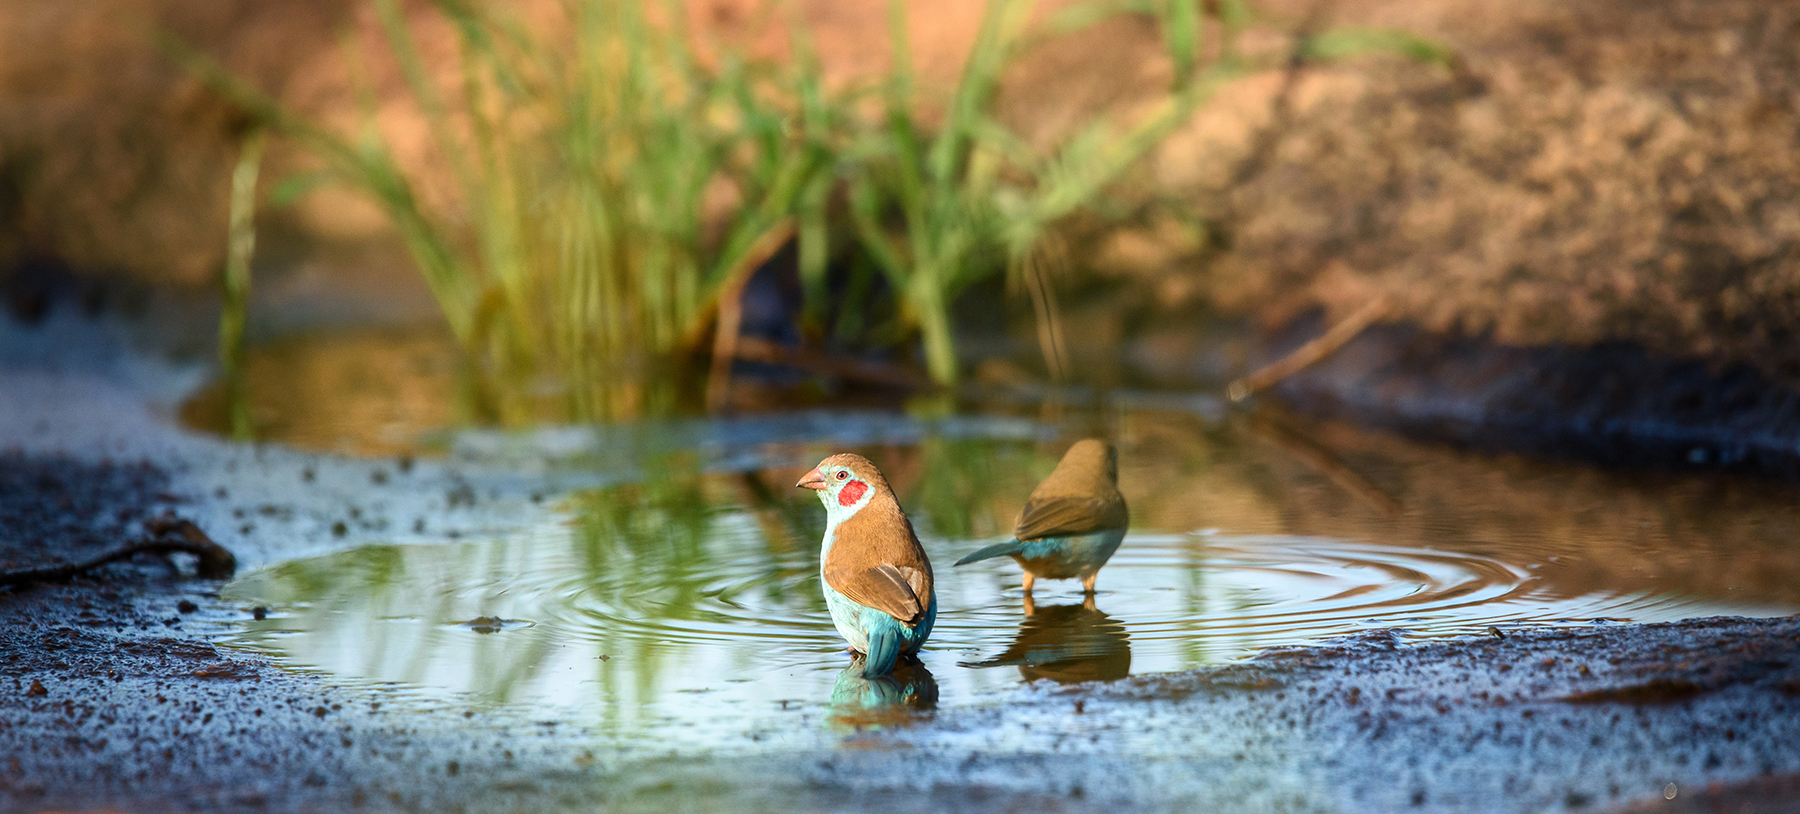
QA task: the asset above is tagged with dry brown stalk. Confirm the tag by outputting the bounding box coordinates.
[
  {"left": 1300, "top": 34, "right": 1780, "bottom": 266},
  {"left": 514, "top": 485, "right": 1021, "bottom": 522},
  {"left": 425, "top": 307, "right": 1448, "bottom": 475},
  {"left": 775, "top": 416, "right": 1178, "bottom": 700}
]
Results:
[
  {"left": 706, "top": 220, "right": 799, "bottom": 412},
  {"left": 1228, "top": 294, "right": 1389, "bottom": 402}
]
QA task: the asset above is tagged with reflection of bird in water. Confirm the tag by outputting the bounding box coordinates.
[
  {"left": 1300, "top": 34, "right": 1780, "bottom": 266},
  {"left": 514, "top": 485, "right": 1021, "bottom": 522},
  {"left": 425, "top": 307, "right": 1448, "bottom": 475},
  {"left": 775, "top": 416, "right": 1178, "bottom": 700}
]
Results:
[
  {"left": 954, "top": 439, "right": 1128, "bottom": 594},
  {"left": 960, "top": 594, "right": 1131, "bottom": 684},
  {"left": 827, "top": 659, "right": 937, "bottom": 730},
  {"left": 797, "top": 454, "right": 936, "bottom": 677}
]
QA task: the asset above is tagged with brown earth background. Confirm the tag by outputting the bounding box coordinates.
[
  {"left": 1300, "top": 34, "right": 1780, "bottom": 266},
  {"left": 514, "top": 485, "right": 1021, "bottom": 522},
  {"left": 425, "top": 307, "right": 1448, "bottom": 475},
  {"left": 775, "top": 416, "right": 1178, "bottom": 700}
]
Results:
[{"left": 3, "top": 0, "right": 1799, "bottom": 379}]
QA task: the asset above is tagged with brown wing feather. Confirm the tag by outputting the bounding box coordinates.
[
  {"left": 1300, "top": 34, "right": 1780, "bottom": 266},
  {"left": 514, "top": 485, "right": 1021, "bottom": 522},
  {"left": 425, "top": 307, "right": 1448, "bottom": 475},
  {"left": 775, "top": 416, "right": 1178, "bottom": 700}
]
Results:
[
  {"left": 823, "top": 562, "right": 922, "bottom": 625},
  {"left": 1014, "top": 493, "right": 1127, "bottom": 540},
  {"left": 823, "top": 481, "right": 934, "bottom": 627},
  {"left": 1013, "top": 439, "right": 1128, "bottom": 540}
]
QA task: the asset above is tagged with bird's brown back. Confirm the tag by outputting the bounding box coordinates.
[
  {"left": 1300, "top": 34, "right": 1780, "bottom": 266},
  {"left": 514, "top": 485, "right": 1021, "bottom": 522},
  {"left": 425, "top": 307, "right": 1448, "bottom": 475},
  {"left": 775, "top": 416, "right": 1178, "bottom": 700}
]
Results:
[{"left": 1013, "top": 439, "right": 1128, "bottom": 540}]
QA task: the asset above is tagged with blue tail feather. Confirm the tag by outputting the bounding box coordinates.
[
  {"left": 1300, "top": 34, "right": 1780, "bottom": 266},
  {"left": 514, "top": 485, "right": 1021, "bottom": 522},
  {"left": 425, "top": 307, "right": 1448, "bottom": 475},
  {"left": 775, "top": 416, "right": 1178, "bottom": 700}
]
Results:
[
  {"left": 954, "top": 539, "right": 1027, "bottom": 567},
  {"left": 863, "top": 623, "right": 904, "bottom": 677}
]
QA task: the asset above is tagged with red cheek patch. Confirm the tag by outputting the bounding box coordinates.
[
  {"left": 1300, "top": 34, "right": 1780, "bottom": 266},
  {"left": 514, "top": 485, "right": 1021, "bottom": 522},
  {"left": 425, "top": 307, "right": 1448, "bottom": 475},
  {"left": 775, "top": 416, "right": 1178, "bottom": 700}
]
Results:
[{"left": 837, "top": 480, "right": 869, "bottom": 507}]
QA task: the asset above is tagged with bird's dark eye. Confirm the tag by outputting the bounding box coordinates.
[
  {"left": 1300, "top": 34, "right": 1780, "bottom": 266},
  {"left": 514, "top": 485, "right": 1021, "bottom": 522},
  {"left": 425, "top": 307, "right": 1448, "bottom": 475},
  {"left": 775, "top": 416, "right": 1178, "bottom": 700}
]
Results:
[{"left": 835, "top": 470, "right": 848, "bottom": 481}]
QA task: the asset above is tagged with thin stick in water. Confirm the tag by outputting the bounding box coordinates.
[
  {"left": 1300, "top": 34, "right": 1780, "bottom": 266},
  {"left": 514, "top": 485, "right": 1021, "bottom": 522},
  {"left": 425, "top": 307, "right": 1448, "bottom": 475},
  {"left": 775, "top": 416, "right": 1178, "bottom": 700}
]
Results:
[{"left": 1228, "top": 294, "right": 1388, "bottom": 402}]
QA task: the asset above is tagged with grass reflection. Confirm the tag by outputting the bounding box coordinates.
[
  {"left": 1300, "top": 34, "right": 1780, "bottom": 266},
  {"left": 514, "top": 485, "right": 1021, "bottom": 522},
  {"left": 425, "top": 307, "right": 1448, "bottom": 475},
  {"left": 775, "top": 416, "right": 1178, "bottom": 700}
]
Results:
[
  {"left": 221, "top": 413, "right": 1800, "bottom": 743},
  {"left": 569, "top": 452, "right": 716, "bottom": 607}
]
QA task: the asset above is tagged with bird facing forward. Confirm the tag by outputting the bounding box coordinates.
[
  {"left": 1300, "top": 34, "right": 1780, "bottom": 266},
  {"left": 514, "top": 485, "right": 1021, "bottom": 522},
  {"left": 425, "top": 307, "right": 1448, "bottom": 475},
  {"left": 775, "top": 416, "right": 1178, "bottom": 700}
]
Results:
[
  {"left": 953, "top": 439, "right": 1128, "bottom": 593},
  {"left": 797, "top": 453, "right": 936, "bottom": 677}
]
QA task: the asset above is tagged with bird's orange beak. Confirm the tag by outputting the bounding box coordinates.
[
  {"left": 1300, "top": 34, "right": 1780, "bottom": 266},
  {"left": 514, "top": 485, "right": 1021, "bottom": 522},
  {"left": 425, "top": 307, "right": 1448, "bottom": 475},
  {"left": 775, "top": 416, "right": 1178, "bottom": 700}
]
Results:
[{"left": 796, "top": 466, "right": 827, "bottom": 491}]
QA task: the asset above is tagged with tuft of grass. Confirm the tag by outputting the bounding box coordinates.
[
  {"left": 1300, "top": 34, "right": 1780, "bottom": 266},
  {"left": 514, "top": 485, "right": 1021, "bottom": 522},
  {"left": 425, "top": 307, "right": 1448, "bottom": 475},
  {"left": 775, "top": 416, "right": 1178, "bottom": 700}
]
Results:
[
  {"left": 220, "top": 127, "right": 266, "bottom": 441},
  {"left": 848, "top": 0, "right": 1251, "bottom": 384},
  {"left": 170, "top": 0, "right": 1447, "bottom": 420},
  {"left": 169, "top": 0, "right": 842, "bottom": 420}
]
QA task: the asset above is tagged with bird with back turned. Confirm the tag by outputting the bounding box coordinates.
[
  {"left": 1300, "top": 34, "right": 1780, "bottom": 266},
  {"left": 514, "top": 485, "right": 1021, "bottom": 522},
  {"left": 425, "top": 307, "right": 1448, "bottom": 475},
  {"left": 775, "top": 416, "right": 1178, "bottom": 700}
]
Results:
[{"left": 953, "top": 439, "right": 1128, "bottom": 594}]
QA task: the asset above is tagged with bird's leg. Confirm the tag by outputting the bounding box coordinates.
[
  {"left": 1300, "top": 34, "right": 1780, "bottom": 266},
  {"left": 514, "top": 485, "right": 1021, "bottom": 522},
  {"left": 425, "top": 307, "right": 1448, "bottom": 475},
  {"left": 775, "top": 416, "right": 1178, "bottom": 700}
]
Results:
[
  {"left": 1081, "top": 573, "right": 1097, "bottom": 594},
  {"left": 1021, "top": 572, "right": 1035, "bottom": 594}
]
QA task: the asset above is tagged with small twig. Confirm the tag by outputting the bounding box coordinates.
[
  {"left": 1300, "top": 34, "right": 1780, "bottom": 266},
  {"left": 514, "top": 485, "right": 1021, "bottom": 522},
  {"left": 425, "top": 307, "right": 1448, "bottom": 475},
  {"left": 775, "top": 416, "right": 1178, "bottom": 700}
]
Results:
[
  {"left": 1020, "top": 242, "right": 1071, "bottom": 384},
  {"left": 707, "top": 220, "right": 798, "bottom": 412},
  {"left": 1229, "top": 295, "right": 1388, "bottom": 402},
  {"left": 146, "top": 516, "right": 237, "bottom": 579},
  {"left": 0, "top": 517, "right": 236, "bottom": 589}
]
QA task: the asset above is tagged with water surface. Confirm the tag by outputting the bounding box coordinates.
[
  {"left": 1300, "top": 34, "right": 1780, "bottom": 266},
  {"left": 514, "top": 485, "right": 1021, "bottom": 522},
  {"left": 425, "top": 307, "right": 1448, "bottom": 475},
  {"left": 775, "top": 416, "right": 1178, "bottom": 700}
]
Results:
[
  {"left": 202, "top": 328, "right": 1800, "bottom": 750},
  {"left": 219, "top": 414, "right": 1800, "bottom": 749}
]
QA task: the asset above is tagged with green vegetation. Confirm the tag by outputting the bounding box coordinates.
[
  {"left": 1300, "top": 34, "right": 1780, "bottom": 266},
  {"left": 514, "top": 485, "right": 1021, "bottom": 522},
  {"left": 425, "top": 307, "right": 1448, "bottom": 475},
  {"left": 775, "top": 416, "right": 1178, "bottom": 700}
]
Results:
[
  {"left": 850, "top": 0, "right": 1246, "bottom": 384},
  {"left": 171, "top": 0, "right": 843, "bottom": 420},
  {"left": 171, "top": 0, "right": 1366, "bottom": 421},
  {"left": 219, "top": 128, "right": 265, "bottom": 441}
]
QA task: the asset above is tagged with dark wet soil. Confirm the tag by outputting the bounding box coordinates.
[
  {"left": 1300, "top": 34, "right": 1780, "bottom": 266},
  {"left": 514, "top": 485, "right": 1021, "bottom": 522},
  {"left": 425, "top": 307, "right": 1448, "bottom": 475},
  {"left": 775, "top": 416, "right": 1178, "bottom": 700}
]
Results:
[
  {"left": 1256, "top": 315, "right": 1800, "bottom": 480},
  {"left": 0, "top": 452, "right": 180, "bottom": 576}
]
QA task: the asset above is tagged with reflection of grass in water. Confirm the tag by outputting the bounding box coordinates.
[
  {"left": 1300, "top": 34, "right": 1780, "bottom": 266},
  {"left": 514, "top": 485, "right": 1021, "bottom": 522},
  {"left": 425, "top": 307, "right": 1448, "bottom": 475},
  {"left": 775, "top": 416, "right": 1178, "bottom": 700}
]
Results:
[
  {"left": 570, "top": 456, "right": 718, "bottom": 713},
  {"left": 565, "top": 453, "right": 835, "bottom": 710},
  {"left": 235, "top": 538, "right": 660, "bottom": 709},
  {"left": 223, "top": 432, "right": 1256, "bottom": 705},
  {"left": 563, "top": 454, "right": 821, "bottom": 611},
  {"left": 230, "top": 544, "right": 458, "bottom": 690},
  {"left": 215, "top": 411, "right": 1800, "bottom": 725},
  {"left": 1181, "top": 538, "right": 1209, "bottom": 667},
  {"left": 247, "top": 543, "right": 411, "bottom": 603},
  {"left": 228, "top": 455, "right": 836, "bottom": 711},
  {"left": 902, "top": 437, "right": 1051, "bottom": 540},
  {"left": 569, "top": 454, "right": 717, "bottom": 617}
]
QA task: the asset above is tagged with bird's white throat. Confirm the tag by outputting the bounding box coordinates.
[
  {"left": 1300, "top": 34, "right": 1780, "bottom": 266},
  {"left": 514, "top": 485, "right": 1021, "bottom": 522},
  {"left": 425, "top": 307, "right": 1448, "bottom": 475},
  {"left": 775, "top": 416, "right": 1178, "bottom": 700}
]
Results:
[{"left": 816, "top": 481, "right": 874, "bottom": 558}]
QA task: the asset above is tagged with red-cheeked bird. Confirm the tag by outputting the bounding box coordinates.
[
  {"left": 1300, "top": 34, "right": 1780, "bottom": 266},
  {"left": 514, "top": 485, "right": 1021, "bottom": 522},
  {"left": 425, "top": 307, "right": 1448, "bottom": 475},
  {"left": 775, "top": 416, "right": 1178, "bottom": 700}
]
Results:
[
  {"left": 953, "top": 439, "right": 1128, "bottom": 593},
  {"left": 796, "top": 453, "right": 936, "bottom": 677}
]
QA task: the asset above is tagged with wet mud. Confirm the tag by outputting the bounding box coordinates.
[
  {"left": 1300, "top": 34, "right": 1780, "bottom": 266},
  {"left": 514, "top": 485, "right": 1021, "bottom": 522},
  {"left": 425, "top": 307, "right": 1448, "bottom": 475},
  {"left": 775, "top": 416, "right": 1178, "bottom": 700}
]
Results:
[{"left": 0, "top": 452, "right": 179, "bottom": 577}]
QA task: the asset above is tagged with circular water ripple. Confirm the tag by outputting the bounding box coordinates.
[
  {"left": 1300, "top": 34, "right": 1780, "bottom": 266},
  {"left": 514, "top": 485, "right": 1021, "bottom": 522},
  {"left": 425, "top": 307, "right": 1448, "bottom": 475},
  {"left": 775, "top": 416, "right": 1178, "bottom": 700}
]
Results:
[
  {"left": 939, "top": 534, "right": 1755, "bottom": 666},
  {"left": 222, "top": 527, "right": 1777, "bottom": 734},
  {"left": 540, "top": 532, "right": 1725, "bottom": 656}
]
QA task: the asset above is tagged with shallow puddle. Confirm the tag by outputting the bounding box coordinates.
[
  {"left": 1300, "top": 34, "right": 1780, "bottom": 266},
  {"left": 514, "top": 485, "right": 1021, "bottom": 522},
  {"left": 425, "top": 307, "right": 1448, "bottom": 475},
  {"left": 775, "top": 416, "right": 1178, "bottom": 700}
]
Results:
[
  {"left": 217, "top": 423, "right": 1800, "bottom": 750},
  {"left": 202, "top": 328, "right": 1800, "bottom": 750}
]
